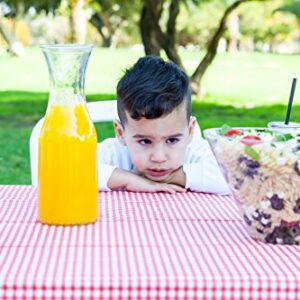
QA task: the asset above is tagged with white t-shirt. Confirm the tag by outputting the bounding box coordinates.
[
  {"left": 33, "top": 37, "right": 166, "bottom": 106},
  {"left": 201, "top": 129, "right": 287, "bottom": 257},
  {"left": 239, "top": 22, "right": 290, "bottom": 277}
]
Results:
[{"left": 97, "top": 122, "right": 230, "bottom": 195}]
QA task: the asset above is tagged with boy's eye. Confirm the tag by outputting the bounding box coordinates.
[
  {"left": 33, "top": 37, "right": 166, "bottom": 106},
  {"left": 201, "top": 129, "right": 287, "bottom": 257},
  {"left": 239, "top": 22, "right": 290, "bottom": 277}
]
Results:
[
  {"left": 166, "top": 138, "right": 179, "bottom": 144},
  {"left": 138, "top": 139, "right": 152, "bottom": 145}
]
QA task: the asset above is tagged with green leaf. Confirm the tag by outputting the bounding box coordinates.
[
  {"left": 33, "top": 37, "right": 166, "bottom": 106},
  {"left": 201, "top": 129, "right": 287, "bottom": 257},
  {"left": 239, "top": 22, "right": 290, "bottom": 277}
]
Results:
[
  {"left": 275, "top": 133, "right": 293, "bottom": 141},
  {"left": 256, "top": 129, "right": 275, "bottom": 135},
  {"left": 244, "top": 146, "right": 260, "bottom": 161},
  {"left": 220, "top": 124, "right": 231, "bottom": 135}
]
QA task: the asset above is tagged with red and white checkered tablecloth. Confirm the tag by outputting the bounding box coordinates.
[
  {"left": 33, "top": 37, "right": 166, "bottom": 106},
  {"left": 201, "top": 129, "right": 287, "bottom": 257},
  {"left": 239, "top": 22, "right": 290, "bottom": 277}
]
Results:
[{"left": 1, "top": 185, "right": 300, "bottom": 299}]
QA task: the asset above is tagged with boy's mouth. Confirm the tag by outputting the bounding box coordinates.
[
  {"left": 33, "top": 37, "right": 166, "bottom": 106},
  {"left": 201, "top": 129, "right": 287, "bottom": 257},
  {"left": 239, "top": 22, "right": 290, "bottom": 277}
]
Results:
[{"left": 146, "top": 169, "right": 169, "bottom": 177}]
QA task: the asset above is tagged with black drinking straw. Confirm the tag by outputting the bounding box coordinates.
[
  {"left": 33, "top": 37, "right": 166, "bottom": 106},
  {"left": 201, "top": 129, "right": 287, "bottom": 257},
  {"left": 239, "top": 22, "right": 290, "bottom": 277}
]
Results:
[{"left": 285, "top": 77, "right": 297, "bottom": 125}]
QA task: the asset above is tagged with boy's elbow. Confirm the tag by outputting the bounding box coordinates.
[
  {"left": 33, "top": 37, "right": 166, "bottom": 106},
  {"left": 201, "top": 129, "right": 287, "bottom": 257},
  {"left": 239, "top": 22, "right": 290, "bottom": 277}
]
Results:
[{"left": 214, "top": 184, "right": 231, "bottom": 196}]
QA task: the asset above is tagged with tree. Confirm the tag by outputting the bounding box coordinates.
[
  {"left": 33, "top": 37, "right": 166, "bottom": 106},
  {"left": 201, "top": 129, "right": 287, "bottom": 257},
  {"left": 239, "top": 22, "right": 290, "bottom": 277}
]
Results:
[
  {"left": 191, "top": 0, "right": 268, "bottom": 94},
  {"left": 0, "top": 16, "right": 24, "bottom": 56},
  {"left": 226, "top": 9, "right": 240, "bottom": 52},
  {"left": 69, "top": 0, "right": 86, "bottom": 43},
  {"left": 89, "top": 0, "right": 114, "bottom": 47},
  {"left": 0, "top": 0, "right": 61, "bottom": 55},
  {"left": 139, "top": 0, "right": 269, "bottom": 95},
  {"left": 274, "top": 0, "right": 300, "bottom": 51},
  {"left": 89, "top": 0, "right": 140, "bottom": 47},
  {"left": 2, "top": 0, "right": 88, "bottom": 44},
  {"left": 140, "top": 0, "right": 184, "bottom": 69},
  {"left": 239, "top": 2, "right": 294, "bottom": 53}
]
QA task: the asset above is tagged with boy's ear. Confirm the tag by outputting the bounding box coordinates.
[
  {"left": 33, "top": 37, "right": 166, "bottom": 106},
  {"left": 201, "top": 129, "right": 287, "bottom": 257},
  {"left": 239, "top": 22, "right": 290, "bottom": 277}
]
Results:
[
  {"left": 188, "top": 117, "right": 196, "bottom": 142},
  {"left": 113, "top": 119, "right": 126, "bottom": 145}
]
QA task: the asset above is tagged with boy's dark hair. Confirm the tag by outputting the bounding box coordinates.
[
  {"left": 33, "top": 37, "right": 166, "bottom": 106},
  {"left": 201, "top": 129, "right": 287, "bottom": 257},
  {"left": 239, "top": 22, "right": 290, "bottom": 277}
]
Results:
[{"left": 117, "top": 55, "right": 191, "bottom": 124}]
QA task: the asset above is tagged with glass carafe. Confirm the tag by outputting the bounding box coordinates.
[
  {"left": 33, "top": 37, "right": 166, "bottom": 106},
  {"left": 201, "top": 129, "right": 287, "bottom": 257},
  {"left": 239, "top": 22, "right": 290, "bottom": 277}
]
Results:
[{"left": 38, "top": 44, "right": 98, "bottom": 225}]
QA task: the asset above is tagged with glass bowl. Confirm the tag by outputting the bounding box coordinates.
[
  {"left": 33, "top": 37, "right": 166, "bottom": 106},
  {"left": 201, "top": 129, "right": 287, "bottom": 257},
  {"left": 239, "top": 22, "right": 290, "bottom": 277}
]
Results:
[{"left": 204, "top": 127, "right": 300, "bottom": 245}]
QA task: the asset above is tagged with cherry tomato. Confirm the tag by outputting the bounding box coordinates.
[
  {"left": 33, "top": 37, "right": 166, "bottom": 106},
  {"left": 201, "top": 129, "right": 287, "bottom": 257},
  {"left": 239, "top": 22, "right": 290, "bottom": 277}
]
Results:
[
  {"left": 224, "top": 128, "right": 243, "bottom": 137},
  {"left": 241, "top": 135, "right": 262, "bottom": 146}
]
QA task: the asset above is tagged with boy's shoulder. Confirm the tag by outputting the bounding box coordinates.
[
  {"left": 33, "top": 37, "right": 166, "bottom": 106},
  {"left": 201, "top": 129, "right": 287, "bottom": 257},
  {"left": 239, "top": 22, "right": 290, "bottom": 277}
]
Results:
[
  {"left": 97, "top": 137, "right": 132, "bottom": 169},
  {"left": 98, "top": 137, "right": 130, "bottom": 158},
  {"left": 98, "top": 137, "right": 126, "bottom": 150}
]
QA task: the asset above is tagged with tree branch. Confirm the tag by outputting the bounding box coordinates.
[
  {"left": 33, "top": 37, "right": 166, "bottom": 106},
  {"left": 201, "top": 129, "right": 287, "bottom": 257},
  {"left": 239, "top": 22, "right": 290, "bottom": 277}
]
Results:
[
  {"left": 167, "top": 0, "right": 180, "bottom": 47},
  {"left": 149, "top": 0, "right": 184, "bottom": 69},
  {"left": 191, "top": 0, "right": 268, "bottom": 94},
  {"left": 139, "top": 2, "right": 161, "bottom": 55}
]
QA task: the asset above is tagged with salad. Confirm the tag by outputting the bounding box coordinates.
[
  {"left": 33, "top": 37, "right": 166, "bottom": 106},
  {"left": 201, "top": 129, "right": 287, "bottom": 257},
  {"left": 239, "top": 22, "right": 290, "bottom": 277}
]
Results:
[{"left": 205, "top": 125, "right": 300, "bottom": 245}]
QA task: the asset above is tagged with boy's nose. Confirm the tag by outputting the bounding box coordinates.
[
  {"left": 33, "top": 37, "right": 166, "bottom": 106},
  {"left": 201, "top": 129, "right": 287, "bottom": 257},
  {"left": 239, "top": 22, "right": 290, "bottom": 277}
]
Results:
[{"left": 150, "top": 147, "right": 167, "bottom": 163}]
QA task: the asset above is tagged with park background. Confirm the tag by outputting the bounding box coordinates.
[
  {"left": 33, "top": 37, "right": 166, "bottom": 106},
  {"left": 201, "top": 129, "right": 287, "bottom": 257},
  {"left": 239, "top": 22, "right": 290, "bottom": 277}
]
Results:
[{"left": 1, "top": 0, "right": 300, "bottom": 184}]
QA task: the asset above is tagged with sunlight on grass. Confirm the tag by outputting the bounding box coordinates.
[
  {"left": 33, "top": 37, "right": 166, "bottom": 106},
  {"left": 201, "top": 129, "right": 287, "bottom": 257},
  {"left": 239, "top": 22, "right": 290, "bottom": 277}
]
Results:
[{"left": 1, "top": 48, "right": 300, "bottom": 106}]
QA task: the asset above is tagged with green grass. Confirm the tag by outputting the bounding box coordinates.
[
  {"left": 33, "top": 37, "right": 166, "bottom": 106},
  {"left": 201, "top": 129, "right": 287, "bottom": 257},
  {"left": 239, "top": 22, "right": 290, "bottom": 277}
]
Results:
[
  {"left": 1, "top": 47, "right": 300, "bottom": 184},
  {"left": 1, "top": 47, "right": 300, "bottom": 104}
]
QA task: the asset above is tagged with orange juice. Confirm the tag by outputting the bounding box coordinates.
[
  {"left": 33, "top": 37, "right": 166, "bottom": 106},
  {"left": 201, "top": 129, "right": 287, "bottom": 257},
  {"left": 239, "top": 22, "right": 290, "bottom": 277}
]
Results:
[{"left": 38, "top": 103, "right": 98, "bottom": 225}]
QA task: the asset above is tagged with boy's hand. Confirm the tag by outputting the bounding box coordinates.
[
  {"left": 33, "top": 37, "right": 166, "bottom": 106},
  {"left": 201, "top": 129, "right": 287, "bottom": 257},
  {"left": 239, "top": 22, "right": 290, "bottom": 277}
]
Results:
[
  {"left": 127, "top": 174, "right": 186, "bottom": 193},
  {"left": 163, "top": 167, "right": 186, "bottom": 187},
  {"left": 108, "top": 168, "right": 186, "bottom": 193}
]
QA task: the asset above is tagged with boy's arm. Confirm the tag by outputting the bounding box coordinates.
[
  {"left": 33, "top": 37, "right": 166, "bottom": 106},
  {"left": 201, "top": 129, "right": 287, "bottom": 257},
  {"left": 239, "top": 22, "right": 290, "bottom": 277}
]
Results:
[
  {"left": 163, "top": 167, "right": 186, "bottom": 187},
  {"left": 108, "top": 168, "right": 186, "bottom": 193},
  {"left": 164, "top": 140, "right": 230, "bottom": 195},
  {"left": 182, "top": 161, "right": 230, "bottom": 195}
]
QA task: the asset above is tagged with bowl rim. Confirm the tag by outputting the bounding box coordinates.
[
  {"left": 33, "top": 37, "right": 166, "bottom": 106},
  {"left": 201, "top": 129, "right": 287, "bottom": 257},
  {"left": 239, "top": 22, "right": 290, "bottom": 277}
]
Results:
[{"left": 203, "top": 127, "right": 267, "bottom": 138}]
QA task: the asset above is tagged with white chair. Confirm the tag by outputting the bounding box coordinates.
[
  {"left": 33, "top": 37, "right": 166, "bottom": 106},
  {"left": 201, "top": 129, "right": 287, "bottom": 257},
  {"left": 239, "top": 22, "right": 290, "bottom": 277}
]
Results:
[{"left": 29, "top": 100, "right": 118, "bottom": 185}]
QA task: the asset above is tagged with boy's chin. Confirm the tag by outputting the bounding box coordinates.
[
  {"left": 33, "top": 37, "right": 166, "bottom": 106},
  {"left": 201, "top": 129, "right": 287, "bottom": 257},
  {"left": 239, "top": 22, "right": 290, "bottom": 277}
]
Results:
[{"left": 143, "top": 172, "right": 171, "bottom": 182}]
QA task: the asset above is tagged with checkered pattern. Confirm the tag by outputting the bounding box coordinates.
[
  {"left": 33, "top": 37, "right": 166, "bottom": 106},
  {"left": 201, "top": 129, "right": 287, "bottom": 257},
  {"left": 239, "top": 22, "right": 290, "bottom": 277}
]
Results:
[{"left": 1, "top": 185, "right": 300, "bottom": 299}]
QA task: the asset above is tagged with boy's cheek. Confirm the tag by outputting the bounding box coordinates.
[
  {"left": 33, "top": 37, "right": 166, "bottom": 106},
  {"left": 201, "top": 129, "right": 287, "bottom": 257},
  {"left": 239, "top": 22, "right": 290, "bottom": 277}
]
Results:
[
  {"left": 130, "top": 153, "right": 144, "bottom": 165},
  {"left": 130, "top": 158, "right": 145, "bottom": 173}
]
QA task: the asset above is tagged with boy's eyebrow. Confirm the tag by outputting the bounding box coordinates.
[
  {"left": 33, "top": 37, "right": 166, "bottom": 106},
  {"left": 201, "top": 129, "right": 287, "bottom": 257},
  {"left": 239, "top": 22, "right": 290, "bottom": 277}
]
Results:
[
  {"left": 165, "top": 133, "right": 184, "bottom": 138},
  {"left": 133, "top": 133, "right": 184, "bottom": 139},
  {"left": 133, "top": 134, "right": 150, "bottom": 139}
]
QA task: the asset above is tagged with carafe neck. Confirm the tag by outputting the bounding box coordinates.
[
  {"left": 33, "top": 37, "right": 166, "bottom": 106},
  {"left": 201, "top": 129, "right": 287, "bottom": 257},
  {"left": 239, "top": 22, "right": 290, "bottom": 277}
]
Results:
[{"left": 40, "top": 44, "right": 93, "bottom": 105}]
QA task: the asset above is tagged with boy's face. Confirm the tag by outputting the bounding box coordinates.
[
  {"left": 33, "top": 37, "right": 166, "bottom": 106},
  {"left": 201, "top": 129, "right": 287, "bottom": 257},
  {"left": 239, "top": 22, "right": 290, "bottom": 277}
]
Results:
[{"left": 114, "top": 104, "right": 195, "bottom": 182}]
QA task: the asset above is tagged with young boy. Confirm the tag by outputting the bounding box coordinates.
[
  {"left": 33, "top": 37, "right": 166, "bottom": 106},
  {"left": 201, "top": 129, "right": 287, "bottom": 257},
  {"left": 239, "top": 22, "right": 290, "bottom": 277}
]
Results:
[{"left": 97, "top": 55, "right": 229, "bottom": 194}]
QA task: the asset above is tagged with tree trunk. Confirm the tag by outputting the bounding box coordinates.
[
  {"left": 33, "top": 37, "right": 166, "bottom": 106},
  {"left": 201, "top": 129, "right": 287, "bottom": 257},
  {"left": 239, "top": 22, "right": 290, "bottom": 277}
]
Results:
[
  {"left": 139, "top": 1, "right": 162, "bottom": 56},
  {"left": 0, "top": 18, "right": 24, "bottom": 57},
  {"left": 139, "top": 0, "right": 267, "bottom": 95},
  {"left": 190, "top": 0, "right": 267, "bottom": 96},
  {"left": 139, "top": 0, "right": 184, "bottom": 69},
  {"left": 297, "top": 17, "right": 300, "bottom": 53},
  {"left": 69, "top": 0, "right": 86, "bottom": 44},
  {"left": 161, "top": 0, "right": 184, "bottom": 69},
  {"left": 89, "top": 13, "right": 112, "bottom": 47},
  {"left": 227, "top": 10, "right": 240, "bottom": 53}
]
